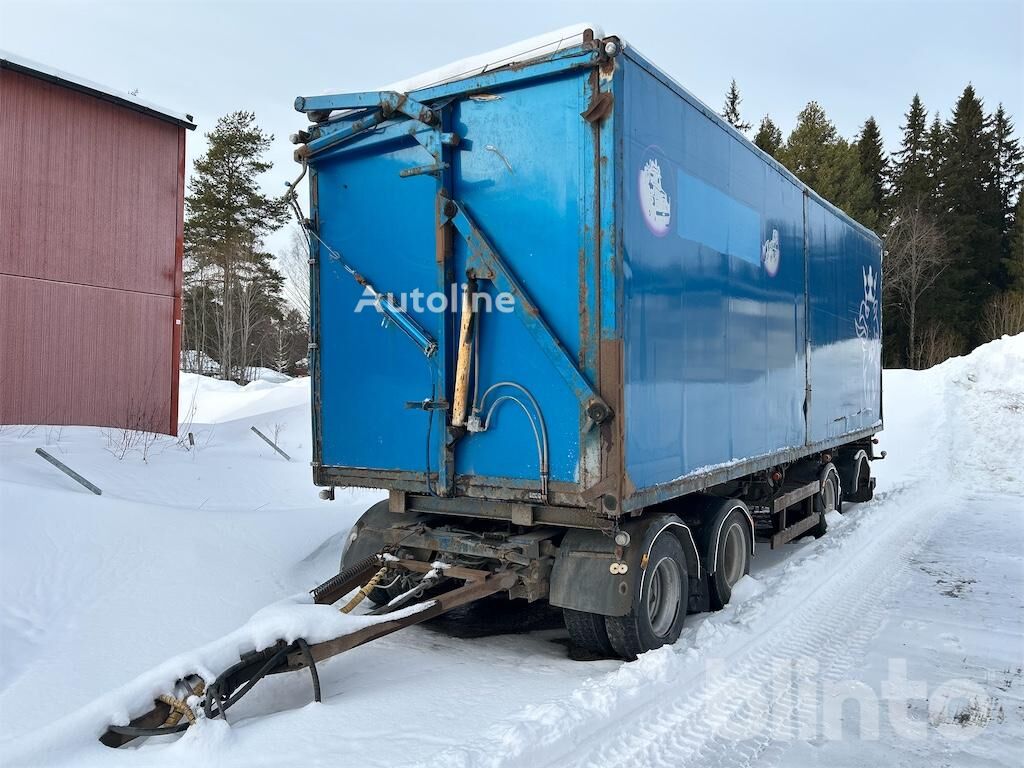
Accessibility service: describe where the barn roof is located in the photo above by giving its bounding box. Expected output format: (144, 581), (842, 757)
(0, 49), (196, 130)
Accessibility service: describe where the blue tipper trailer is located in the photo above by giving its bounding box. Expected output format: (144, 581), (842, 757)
(291, 26), (883, 658)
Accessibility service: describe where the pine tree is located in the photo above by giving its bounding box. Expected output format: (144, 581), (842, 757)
(184, 111), (289, 381)
(992, 104), (1024, 275)
(776, 102), (872, 225)
(721, 79), (751, 133)
(754, 115), (783, 158)
(827, 140), (876, 229)
(776, 102), (839, 190)
(924, 114), (946, 208)
(1008, 194), (1024, 291)
(891, 94), (931, 207)
(855, 116), (889, 229)
(934, 85), (1002, 339)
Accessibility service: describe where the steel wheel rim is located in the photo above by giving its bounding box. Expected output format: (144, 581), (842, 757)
(722, 522), (746, 588)
(647, 556), (682, 637)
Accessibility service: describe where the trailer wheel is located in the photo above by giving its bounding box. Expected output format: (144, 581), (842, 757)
(563, 609), (615, 657)
(840, 451), (873, 504)
(708, 507), (752, 610)
(812, 463), (841, 538)
(605, 534), (688, 660)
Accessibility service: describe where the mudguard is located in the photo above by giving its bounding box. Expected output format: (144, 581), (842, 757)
(549, 514), (702, 617)
(693, 497), (755, 578)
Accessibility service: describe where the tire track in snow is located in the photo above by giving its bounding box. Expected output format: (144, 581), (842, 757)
(419, 484), (951, 768)
(574, 497), (936, 768)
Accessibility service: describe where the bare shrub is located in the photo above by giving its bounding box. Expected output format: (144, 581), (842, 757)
(102, 382), (165, 462)
(918, 323), (964, 369)
(981, 292), (1024, 340)
(280, 225), (310, 320)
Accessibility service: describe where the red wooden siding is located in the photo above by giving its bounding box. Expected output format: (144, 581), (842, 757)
(0, 67), (186, 434)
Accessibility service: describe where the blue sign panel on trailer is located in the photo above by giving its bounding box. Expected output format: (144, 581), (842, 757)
(676, 171), (762, 267)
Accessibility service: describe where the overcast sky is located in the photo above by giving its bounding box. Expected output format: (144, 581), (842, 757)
(2, 0), (1021, 255)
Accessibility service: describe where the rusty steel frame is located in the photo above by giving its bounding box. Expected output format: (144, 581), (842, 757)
(296, 570), (517, 665)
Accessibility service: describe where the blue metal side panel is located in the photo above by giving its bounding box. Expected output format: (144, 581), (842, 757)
(620, 56), (807, 491)
(450, 71), (590, 484)
(806, 198), (883, 441)
(314, 141), (441, 472)
(309, 67), (595, 488)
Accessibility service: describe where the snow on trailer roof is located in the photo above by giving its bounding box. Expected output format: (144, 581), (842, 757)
(318, 24), (878, 245)
(331, 22), (605, 104)
(0, 49), (196, 129)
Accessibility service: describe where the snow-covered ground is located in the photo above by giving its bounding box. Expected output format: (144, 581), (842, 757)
(1, 337), (1022, 767)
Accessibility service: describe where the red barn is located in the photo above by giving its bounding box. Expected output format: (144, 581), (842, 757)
(0, 52), (195, 435)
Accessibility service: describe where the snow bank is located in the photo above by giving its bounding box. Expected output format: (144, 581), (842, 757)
(875, 333), (1024, 493)
(0, 371), (384, 765)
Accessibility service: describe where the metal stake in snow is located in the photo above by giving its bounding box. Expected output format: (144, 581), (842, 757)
(251, 427), (291, 461)
(34, 448), (102, 495)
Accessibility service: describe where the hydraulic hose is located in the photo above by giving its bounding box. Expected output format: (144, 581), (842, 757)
(478, 381), (549, 498)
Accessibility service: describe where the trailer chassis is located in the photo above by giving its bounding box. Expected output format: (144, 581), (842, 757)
(100, 438), (881, 748)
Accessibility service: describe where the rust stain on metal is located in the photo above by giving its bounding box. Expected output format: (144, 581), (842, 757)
(435, 190), (452, 266)
(599, 338), (626, 516)
(581, 91), (613, 124)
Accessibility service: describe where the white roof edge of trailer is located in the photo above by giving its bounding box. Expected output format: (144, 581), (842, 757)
(327, 22), (605, 105)
(0, 49), (196, 129)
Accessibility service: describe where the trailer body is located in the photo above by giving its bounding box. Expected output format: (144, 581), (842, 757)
(303, 33), (882, 521)
(92, 34), (891, 742)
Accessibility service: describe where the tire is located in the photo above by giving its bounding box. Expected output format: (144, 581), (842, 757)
(605, 534), (689, 660)
(819, 463), (842, 515)
(563, 608), (615, 656)
(840, 452), (873, 503)
(708, 507), (752, 610)
(812, 464), (841, 538)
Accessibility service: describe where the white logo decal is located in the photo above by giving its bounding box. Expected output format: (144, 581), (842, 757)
(639, 158), (671, 236)
(856, 264), (881, 408)
(761, 229), (781, 276)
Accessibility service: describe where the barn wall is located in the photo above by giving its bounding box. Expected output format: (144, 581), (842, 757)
(0, 68), (185, 434)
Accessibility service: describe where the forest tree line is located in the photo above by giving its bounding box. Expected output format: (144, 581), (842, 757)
(180, 112), (309, 383)
(724, 80), (1023, 368)
(182, 80), (1023, 383)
